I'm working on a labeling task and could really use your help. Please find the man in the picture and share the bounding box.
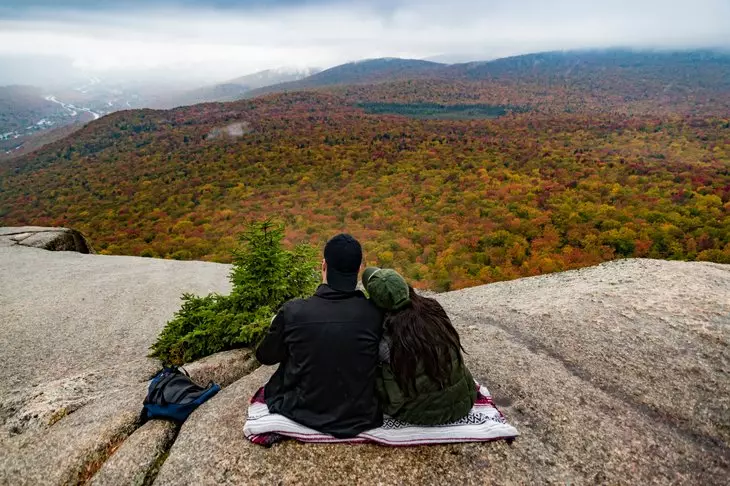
[255,233,383,438]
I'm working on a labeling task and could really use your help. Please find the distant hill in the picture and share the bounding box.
[445,49,730,81]
[320,50,730,115]
[226,67,321,89]
[441,49,730,99]
[247,58,444,96]
[149,50,730,113]
[157,68,321,108]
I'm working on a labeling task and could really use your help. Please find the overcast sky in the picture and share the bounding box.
[1,0,729,86]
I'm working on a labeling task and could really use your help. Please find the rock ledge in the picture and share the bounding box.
[0,226,93,253]
[1,233,728,485]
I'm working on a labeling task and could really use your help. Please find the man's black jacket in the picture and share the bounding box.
[256,284,384,438]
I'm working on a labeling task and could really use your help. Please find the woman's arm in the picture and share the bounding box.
[378,362,406,417]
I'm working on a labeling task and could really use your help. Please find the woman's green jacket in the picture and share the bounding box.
[376,350,477,425]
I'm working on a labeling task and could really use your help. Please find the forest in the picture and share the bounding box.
[1,51,729,291]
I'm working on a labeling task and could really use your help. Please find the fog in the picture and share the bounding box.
[1,0,729,87]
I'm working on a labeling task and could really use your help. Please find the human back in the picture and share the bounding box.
[363,267,476,425]
[256,234,383,438]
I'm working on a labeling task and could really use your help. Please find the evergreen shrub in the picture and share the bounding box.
[150,220,319,365]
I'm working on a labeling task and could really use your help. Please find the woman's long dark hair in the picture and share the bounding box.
[386,286,465,392]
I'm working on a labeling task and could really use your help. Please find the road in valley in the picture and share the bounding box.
[44,95,101,120]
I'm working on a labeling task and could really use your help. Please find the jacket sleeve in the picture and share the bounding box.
[378,363,406,417]
[255,309,287,365]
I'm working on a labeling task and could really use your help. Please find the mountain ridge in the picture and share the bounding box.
[247,49,730,113]
[4,49,730,158]
[246,58,445,97]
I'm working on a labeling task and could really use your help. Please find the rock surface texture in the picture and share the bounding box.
[0,227,728,485]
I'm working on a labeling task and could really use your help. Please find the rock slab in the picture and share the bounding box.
[0,240,231,394]
[0,226,93,253]
[0,228,255,486]
[155,259,730,485]
[1,231,729,485]
[89,420,178,486]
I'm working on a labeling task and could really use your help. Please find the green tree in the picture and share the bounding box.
[150,220,319,365]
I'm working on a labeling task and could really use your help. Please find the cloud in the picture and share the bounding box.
[1,0,729,85]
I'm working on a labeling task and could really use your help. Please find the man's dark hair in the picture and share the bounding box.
[324,234,362,291]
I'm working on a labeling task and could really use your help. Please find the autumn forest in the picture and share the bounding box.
[1,50,729,291]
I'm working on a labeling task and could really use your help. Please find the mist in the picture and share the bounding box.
[1,0,729,87]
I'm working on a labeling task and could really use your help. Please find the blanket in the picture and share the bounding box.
[244,382,519,447]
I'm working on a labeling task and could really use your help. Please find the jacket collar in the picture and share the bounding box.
[315,284,363,300]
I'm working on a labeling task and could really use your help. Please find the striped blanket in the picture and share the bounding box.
[244,382,519,447]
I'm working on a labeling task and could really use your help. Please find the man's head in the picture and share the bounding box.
[323,234,363,291]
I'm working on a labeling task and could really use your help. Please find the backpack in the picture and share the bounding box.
[141,367,221,423]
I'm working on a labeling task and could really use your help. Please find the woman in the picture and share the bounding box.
[362,267,477,425]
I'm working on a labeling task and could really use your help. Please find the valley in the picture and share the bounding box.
[44,95,101,121]
[1,50,729,291]
[2,1,730,483]
[0,67,323,158]
[0,82,129,158]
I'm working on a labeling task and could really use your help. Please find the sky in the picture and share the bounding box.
[1,0,729,86]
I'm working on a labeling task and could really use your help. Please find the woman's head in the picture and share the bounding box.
[362,267,411,311]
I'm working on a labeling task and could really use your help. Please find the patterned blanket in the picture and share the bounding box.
[244,382,519,447]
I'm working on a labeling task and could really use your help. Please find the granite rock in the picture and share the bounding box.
[0,235,251,486]
[154,259,730,485]
[0,242,231,394]
[0,351,258,486]
[184,349,258,388]
[0,383,147,485]
[89,420,178,486]
[1,230,728,485]
[0,226,93,253]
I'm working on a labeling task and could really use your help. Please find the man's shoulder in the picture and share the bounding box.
[278,296,308,314]
[282,289,382,319]
[277,292,325,317]
[361,295,384,314]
